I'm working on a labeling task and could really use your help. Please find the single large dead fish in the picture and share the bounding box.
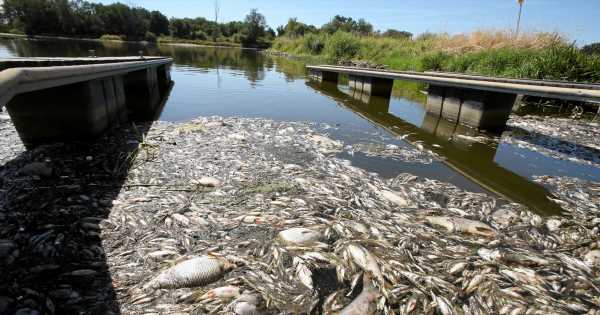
[278,227,322,246]
[426,216,495,237]
[148,255,233,289]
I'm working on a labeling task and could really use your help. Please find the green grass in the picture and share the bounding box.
[271,31,600,82]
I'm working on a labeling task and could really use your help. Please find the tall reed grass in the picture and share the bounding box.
[271,30,600,82]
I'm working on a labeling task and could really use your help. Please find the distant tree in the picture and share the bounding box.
[169,18,193,38]
[321,15,356,34]
[0,0,274,46]
[149,11,169,35]
[241,9,267,46]
[383,29,412,39]
[3,0,60,35]
[356,18,372,35]
[321,15,372,35]
[281,18,315,37]
[265,27,276,40]
[276,25,285,37]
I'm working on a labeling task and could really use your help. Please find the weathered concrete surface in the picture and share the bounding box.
[308,69,338,83]
[1,57,172,144]
[427,85,517,129]
[348,75,393,98]
[307,65,600,103]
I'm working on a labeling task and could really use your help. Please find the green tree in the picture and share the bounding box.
[383,29,412,39]
[149,11,169,35]
[282,18,315,37]
[242,9,267,46]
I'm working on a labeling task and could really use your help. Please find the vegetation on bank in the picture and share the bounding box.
[0,0,273,47]
[272,29,600,82]
[2,1,599,81]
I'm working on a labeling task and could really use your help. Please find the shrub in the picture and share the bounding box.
[582,42,600,55]
[144,31,157,42]
[517,44,600,81]
[100,34,125,41]
[420,52,449,71]
[303,33,325,54]
[193,31,207,41]
[325,31,360,60]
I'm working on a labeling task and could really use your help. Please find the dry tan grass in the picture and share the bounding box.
[432,30,565,53]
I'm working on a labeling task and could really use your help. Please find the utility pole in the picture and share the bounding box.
[214,0,220,24]
[515,0,524,38]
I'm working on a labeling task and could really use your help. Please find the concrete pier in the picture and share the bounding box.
[0,57,172,144]
[306,65,600,130]
[348,75,393,98]
[426,85,516,130]
[308,69,338,83]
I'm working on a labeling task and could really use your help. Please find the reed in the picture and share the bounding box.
[271,30,600,82]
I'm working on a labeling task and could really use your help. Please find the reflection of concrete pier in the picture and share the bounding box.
[305,80,563,215]
[307,65,600,130]
[1,57,173,144]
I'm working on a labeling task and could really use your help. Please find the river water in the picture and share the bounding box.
[1,38,598,215]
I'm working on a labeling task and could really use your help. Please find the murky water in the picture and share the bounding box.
[1,38,598,215]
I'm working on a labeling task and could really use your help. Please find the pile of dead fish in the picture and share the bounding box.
[346,142,436,164]
[1,116,599,315]
[502,115,600,167]
[508,115,600,151]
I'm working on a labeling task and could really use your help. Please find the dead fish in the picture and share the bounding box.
[500,267,542,285]
[200,286,240,300]
[293,257,313,290]
[449,262,468,275]
[426,216,496,237]
[545,218,562,232]
[232,294,261,315]
[277,227,322,246]
[198,177,221,187]
[345,244,383,284]
[583,249,600,267]
[148,255,233,289]
[379,190,409,207]
[338,278,380,315]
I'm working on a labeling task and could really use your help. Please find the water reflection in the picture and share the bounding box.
[306,80,564,215]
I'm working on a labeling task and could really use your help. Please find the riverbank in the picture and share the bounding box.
[0,115,598,314]
[271,31,600,83]
[0,32,245,50]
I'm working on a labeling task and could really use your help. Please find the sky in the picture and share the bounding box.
[93,0,599,45]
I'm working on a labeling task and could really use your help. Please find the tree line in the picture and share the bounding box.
[0,0,273,47]
[0,1,414,47]
[277,15,412,39]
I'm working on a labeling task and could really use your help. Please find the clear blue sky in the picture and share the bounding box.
[94,0,599,44]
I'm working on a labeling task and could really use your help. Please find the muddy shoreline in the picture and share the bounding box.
[0,116,599,314]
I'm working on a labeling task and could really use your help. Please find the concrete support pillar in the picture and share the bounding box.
[348,75,393,98]
[156,64,172,96]
[426,85,516,130]
[6,76,126,144]
[124,67,160,121]
[308,69,338,83]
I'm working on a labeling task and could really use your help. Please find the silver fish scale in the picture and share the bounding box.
[152,256,225,289]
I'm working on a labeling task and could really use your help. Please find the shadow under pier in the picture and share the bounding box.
[0,83,172,315]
